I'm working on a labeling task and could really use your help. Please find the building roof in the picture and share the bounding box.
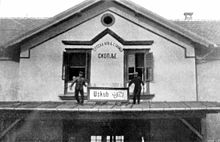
[1,19,220,48]
[0,0,217,50]
[174,21,220,46]
[0,18,48,47]
[0,101,220,112]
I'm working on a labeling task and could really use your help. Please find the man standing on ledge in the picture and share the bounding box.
[128,72,144,104]
[70,71,87,104]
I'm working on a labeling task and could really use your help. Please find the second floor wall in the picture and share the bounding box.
[0,11,198,102]
[198,58,220,101]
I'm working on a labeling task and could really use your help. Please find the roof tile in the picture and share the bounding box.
[1,18,220,47]
[174,20,220,45]
[0,18,48,47]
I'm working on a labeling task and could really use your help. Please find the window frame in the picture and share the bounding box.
[62,49,91,94]
[90,135,124,142]
[124,49,153,85]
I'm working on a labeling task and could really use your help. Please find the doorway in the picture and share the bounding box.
[63,119,150,142]
[63,118,202,142]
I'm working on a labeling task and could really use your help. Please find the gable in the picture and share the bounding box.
[18,9,197,59]
[1,0,216,59]
[17,10,197,101]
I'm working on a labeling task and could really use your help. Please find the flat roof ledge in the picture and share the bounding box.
[0,101,219,113]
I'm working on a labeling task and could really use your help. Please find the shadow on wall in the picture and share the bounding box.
[4,111,62,142]
[5,112,40,142]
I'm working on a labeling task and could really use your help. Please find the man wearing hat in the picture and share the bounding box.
[70,71,87,104]
[128,72,144,104]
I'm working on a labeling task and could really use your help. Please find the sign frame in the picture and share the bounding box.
[88,87,129,102]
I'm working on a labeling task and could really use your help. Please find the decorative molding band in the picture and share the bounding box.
[62,28,154,46]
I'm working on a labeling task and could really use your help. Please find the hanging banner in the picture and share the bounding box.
[88,87,129,102]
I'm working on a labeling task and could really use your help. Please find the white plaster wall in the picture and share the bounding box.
[18,11,196,101]
[150,38,196,101]
[110,12,196,101]
[19,40,64,101]
[0,61,19,101]
[109,9,195,57]
[18,12,107,101]
[198,60,220,101]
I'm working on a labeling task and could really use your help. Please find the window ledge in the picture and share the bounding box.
[59,95,77,100]
[59,94,155,101]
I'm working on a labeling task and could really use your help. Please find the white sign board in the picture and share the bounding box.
[88,87,129,101]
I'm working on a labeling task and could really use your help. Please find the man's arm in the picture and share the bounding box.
[70,80,76,89]
[128,79,134,87]
[141,80,144,86]
[83,78,87,87]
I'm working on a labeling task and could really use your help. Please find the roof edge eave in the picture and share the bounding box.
[2,0,102,49]
[1,0,217,50]
[115,0,216,49]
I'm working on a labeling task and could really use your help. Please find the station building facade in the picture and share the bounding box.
[1,0,220,142]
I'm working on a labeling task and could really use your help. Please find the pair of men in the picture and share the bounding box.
[70,72,144,105]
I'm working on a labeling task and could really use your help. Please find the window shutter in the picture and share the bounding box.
[62,52,68,80]
[146,53,153,81]
[86,52,91,82]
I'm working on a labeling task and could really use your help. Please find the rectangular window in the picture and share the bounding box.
[91,136,102,142]
[62,50,90,94]
[125,50,153,82]
[115,136,124,142]
[90,136,124,142]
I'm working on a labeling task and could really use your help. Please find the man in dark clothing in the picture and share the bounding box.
[128,72,144,104]
[70,71,87,104]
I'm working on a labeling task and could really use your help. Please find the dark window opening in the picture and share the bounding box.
[136,67,144,79]
[69,53,86,66]
[125,50,153,82]
[101,14,115,27]
[135,53,145,80]
[90,135,124,142]
[128,67,134,74]
[62,50,90,94]
[103,16,113,25]
[66,53,87,82]
[68,67,85,80]
[90,136,102,142]
[135,53,144,67]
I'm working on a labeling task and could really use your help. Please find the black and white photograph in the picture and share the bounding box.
[0,0,220,141]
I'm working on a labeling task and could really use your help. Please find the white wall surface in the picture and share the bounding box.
[198,60,220,101]
[0,61,19,101]
[16,11,196,101]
